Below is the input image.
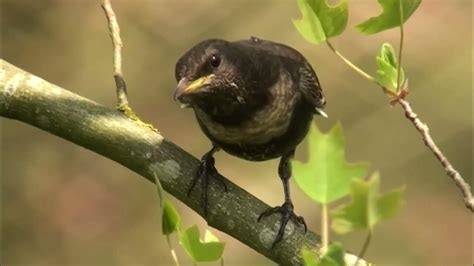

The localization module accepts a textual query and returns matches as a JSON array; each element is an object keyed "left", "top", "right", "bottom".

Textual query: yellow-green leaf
[
  {"left": 302, "top": 247, "right": 318, "bottom": 266},
  {"left": 293, "top": 0, "right": 348, "bottom": 44},
  {"left": 331, "top": 172, "right": 405, "bottom": 234},
  {"left": 179, "top": 225, "right": 225, "bottom": 262},
  {"left": 375, "top": 43, "right": 404, "bottom": 93},
  {"left": 302, "top": 243, "right": 346, "bottom": 266},
  {"left": 162, "top": 200, "right": 181, "bottom": 235},
  {"left": 293, "top": 123, "right": 369, "bottom": 204},
  {"left": 356, "top": 0, "right": 422, "bottom": 35}
]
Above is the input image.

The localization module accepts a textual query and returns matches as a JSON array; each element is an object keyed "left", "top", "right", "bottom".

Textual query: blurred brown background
[{"left": 1, "top": 0, "right": 472, "bottom": 265}]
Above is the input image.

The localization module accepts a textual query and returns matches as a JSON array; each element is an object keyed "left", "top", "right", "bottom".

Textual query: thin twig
[
  {"left": 355, "top": 231, "right": 372, "bottom": 266},
  {"left": 101, "top": 0, "right": 129, "bottom": 109},
  {"left": 397, "top": 99, "right": 474, "bottom": 211},
  {"left": 326, "top": 41, "right": 377, "bottom": 84},
  {"left": 100, "top": 0, "right": 158, "bottom": 132},
  {"left": 396, "top": 0, "right": 404, "bottom": 92}
]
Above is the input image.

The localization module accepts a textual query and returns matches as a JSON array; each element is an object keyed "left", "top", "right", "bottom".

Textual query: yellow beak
[{"left": 174, "top": 75, "right": 214, "bottom": 100}]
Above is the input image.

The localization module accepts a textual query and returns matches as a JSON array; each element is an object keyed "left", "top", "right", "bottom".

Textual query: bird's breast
[{"left": 195, "top": 73, "right": 297, "bottom": 145}]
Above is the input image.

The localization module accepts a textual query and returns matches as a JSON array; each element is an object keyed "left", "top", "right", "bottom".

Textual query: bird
[{"left": 174, "top": 37, "right": 326, "bottom": 247}]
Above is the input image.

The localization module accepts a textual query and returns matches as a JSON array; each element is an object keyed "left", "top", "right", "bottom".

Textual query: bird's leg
[
  {"left": 188, "top": 145, "right": 227, "bottom": 216},
  {"left": 258, "top": 150, "right": 307, "bottom": 248}
]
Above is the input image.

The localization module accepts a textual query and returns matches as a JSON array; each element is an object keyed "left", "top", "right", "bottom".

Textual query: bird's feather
[{"left": 235, "top": 37, "right": 326, "bottom": 114}]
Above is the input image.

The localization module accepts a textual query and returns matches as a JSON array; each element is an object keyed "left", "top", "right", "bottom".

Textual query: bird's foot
[
  {"left": 257, "top": 201, "right": 307, "bottom": 248},
  {"left": 188, "top": 151, "right": 227, "bottom": 216}
]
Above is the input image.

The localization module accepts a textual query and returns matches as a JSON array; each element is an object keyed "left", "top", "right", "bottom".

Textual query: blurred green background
[{"left": 1, "top": 0, "right": 472, "bottom": 265}]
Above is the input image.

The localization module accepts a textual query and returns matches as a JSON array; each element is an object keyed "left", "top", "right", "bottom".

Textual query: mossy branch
[{"left": 0, "top": 59, "right": 367, "bottom": 266}]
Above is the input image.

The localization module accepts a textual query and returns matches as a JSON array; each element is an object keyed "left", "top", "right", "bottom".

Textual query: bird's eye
[{"left": 210, "top": 55, "right": 221, "bottom": 68}]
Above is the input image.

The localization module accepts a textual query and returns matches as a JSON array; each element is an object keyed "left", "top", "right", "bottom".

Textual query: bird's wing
[
  {"left": 298, "top": 63, "right": 326, "bottom": 116},
  {"left": 236, "top": 37, "right": 326, "bottom": 115}
]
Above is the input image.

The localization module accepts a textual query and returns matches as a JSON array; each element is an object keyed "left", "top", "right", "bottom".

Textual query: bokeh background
[{"left": 1, "top": 0, "right": 472, "bottom": 265}]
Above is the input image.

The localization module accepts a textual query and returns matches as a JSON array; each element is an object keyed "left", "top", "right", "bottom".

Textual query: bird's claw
[
  {"left": 188, "top": 151, "right": 227, "bottom": 216},
  {"left": 257, "top": 201, "right": 307, "bottom": 248}
]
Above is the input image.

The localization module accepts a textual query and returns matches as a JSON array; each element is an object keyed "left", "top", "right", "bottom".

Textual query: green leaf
[
  {"left": 293, "top": 0, "right": 348, "bottom": 44},
  {"left": 302, "top": 247, "right": 318, "bottom": 266},
  {"left": 179, "top": 225, "right": 225, "bottom": 262},
  {"left": 356, "top": 0, "right": 422, "bottom": 35},
  {"left": 204, "top": 230, "right": 220, "bottom": 243},
  {"left": 331, "top": 172, "right": 405, "bottom": 234},
  {"left": 293, "top": 123, "right": 369, "bottom": 204},
  {"left": 375, "top": 43, "right": 404, "bottom": 93},
  {"left": 302, "top": 243, "right": 346, "bottom": 266},
  {"left": 162, "top": 200, "right": 181, "bottom": 235},
  {"left": 318, "top": 242, "right": 346, "bottom": 266}
]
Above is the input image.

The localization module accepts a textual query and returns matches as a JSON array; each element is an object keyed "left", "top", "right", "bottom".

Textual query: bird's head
[{"left": 174, "top": 39, "right": 261, "bottom": 116}]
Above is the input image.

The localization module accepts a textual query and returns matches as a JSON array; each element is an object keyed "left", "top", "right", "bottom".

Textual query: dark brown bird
[{"left": 174, "top": 37, "right": 326, "bottom": 247}]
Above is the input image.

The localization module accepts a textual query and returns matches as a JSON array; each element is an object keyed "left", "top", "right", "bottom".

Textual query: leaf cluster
[
  {"left": 154, "top": 174, "right": 225, "bottom": 264},
  {"left": 294, "top": 0, "right": 421, "bottom": 94},
  {"left": 294, "top": 123, "right": 405, "bottom": 265}
]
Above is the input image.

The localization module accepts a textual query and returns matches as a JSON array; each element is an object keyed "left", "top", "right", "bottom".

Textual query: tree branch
[{"left": 0, "top": 59, "right": 366, "bottom": 265}]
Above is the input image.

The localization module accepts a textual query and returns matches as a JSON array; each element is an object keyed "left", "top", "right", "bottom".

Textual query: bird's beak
[
  {"left": 315, "top": 107, "right": 328, "bottom": 118},
  {"left": 174, "top": 75, "right": 214, "bottom": 101}
]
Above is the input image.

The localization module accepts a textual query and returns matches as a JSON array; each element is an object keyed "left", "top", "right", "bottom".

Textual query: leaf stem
[
  {"left": 321, "top": 204, "right": 329, "bottom": 254},
  {"left": 355, "top": 231, "right": 372, "bottom": 265},
  {"left": 396, "top": 0, "right": 405, "bottom": 92},
  {"left": 153, "top": 172, "right": 165, "bottom": 210},
  {"left": 166, "top": 235, "right": 181, "bottom": 266},
  {"left": 325, "top": 40, "right": 377, "bottom": 84},
  {"left": 153, "top": 172, "right": 180, "bottom": 266}
]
